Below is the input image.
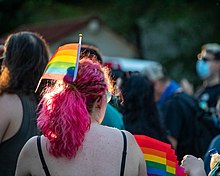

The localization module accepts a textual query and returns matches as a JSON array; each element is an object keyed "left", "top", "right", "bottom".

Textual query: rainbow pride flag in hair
[
  {"left": 42, "top": 34, "right": 82, "bottom": 83},
  {"left": 134, "top": 135, "right": 186, "bottom": 176}
]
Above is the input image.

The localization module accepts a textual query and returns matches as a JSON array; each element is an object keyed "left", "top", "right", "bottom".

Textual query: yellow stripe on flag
[
  {"left": 166, "top": 166, "right": 176, "bottom": 174},
  {"left": 144, "top": 154, "right": 166, "bottom": 165},
  {"left": 49, "top": 55, "right": 77, "bottom": 65},
  {"left": 55, "top": 49, "right": 77, "bottom": 57}
]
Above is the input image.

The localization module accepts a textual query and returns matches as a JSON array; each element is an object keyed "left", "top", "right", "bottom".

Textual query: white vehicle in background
[{"left": 103, "top": 56, "right": 161, "bottom": 73}]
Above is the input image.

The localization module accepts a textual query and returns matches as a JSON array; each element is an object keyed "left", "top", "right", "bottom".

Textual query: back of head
[
  {"left": 38, "top": 57, "right": 113, "bottom": 159},
  {"left": 0, "top": 31, "right": 50, "bottom": 95},
  {"left": 121, "top": 73, "right": 155, "bottom": 115},
  {"left": 121, "top": 74, "right": 157, "bottom": 126},
  {"left": 142, "top": 62, "right": 166, "bottom": 81},
  {"left": 80, "top": 44, "right": 103, "bottom": 64},
  {"left": 121, "top": 73, "right": 168, "bottom": 142}
]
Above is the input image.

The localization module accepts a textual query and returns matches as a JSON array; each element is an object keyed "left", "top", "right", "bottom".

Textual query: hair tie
[{"left": 69, "top": 84, "right": 78, "bottom": 91}]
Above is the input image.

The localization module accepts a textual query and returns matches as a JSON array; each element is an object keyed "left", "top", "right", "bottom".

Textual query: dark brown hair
[{"left": 0, "top": 31, "right": 50, "bottom": 95}]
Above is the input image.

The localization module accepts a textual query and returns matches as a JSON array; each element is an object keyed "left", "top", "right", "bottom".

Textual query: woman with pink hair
[{"left": 15, "top": 57, "right": 146, "bottom": 176}]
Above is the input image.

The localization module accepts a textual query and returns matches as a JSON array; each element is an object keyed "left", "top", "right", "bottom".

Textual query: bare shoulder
[
  {"left": 121, "top": 130, "right": 144, "bottom": 159},
  {"left": 121, "top": 130, "right": 137, "bottom": 143},
  {"left": 101, "top": 127, "right": 136, "bottom": 142},
  {"left": 0, "top": 94, "right": 18, "bottom": 141},
  {"left": 120, "top": 130, "right": 147, "bottom": 175},
  {"left": 0, "top": 93, "right": 11, "bottom": 117},
  {"left": 15, "top": 136, "right": 39, "bottom": 176},
  {"left": 0, "top": 93, "right": 21, "bottom": 116},
  {"left": 20, "top": 136, "right": 38, "bottom": 156},
  {"left": 117, "top": 130, "right": 141, "bottom": 153}
]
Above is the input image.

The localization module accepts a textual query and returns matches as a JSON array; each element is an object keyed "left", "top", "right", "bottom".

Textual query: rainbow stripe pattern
[
  {"left": 134, "top": 135, "right": 186, "bottom": 176},
  {"left": 42, "top": 43, "right": 81, "bottom": 82}
]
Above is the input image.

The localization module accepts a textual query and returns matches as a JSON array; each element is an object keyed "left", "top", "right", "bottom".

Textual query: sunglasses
[
  {"left": 106, "top": 91, "right": 112, "bottom": 103},
  {"left": 199, "top": 57, "right": 214, "bottom": 62}
]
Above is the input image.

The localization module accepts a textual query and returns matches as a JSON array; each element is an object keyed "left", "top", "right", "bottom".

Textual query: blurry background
[{"left": 0, "top": 0, "right": 219, "bottom": 87}]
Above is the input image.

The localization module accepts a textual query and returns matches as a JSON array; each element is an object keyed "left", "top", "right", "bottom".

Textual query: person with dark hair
[
  {"left": 0, "top": 31, "right": 50, "bottom": 176},
  {"left": 120, "top": 72, "right": 169, "bottom": 143},
  {"left": 0, "top": 44, "right": 4, "bottom": 66},
  {"left": 80, "top": 44, "right": 125, "bottom": 130},
  {"left": 80, "top": 44, "right": 103, "bottom": 64},
  {"left": 15, "top": 58, "right": 146, "bottom": 176}
]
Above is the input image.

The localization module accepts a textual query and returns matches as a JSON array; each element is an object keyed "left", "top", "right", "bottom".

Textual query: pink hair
[{"left": 37, "top": 58, "right": 112, "bottom": 159}]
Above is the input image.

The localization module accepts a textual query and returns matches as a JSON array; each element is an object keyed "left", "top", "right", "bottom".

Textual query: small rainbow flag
[
  {"left": 42, "top": 34, "right": 82, "bottom": 83},
  {"left": 134, "top": 135, "right": 186, "bottom": 176}
]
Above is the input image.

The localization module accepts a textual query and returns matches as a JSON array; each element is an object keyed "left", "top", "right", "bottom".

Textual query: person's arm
[
  {"left": 167, "top": 135, "right": 178, "bottom": 149},
  {"left": 15, "top": 136, "right": 37, "bottom": 176},
  {"left": 124, "top": 131, "right": 147, "bottom": 176},
  {"left": 181, "top": 155, "right": 207, "bottom": 176},
  {"left": 138, "top": 155, "right": 148, "bottom": 176},
  {"left": 161, "top": 99, "right": 182, "bottom": 149}
]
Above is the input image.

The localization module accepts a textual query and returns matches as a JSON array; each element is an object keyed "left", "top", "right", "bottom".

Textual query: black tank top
[{"left": 0, "top": 93, "right": 39, "bottom": 176}]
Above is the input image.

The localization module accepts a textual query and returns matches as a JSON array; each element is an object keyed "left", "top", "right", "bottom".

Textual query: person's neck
[
  {"left": 161, "top": 80, "right": 170, "bottom": 92},
  {"left": 91, "top": 119, "right": 100, "bottom": 124},
  {"left": 204, "top": 75, "right": 220, "bottom": 87}
]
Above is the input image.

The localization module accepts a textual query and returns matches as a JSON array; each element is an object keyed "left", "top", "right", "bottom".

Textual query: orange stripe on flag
[
  {"left": 59, "top": 43, "right": 78, "bottom": 50},
  {"left": 167, "top": 160, "right": 176, "bottom": 168},
  {"left": 42, "top": 73, "right": 65, "bottom": 80},
  {"left": 141, "top": 147, "right": 166, "bottom": 158},
  {"left": 55, "top": 49, "right": 77, "bottom": 57}
]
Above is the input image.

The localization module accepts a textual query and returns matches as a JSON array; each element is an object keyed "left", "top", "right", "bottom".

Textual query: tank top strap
[
  {"left": 120, "top": 131, "right": 127, "bottom": 176},
  {"left": 37, "top": 136, "right": 51, "bottom": 176}
]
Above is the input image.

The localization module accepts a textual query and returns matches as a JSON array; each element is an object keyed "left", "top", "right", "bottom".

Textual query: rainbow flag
[
  {"left": 134, "top": 135, "right": 186, "bottom": 176},
  {"left": 42, "top": 35, "right": 82, "bottom": 83}
]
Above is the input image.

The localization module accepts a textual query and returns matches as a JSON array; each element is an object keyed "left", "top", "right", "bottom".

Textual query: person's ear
[{"left": 95, "top": 96, "right": 102, "bottom": 109}]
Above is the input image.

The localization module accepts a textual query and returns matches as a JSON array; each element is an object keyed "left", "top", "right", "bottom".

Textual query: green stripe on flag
[
  {"left": 46, "top": 62, "right": 76, "bottom": 69},
  {"left": 146, "top": 161, "right": 166, "bottom": 170}
]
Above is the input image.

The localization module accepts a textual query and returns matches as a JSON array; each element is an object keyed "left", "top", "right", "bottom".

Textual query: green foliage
[{"left": 0, "top": 0, "right": 219, "bottom": 87}]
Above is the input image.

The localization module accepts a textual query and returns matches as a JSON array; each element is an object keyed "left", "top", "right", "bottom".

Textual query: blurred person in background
[
  {"left": 119, "top": 71, "right": 169, "bottom": 143},
  {"left": 195, "top": 43, "right": 220, "bottom": 118},
  {"left": 203, "top": 97, "right": 220, "bottom": 174},
  {"left": 0, "top": 44, "right": 4, "bottom": 66},
  {"left": 142, "top": 62, "right": 211, "bottom": 162},
  {"left": 15, "top": 58, "right": 146, "bottom": 176},
  {"left": 181, "top": 155, "right": 206, "bottom": 176},
  {"left": 180, "top": 78, "right": 194, "bottom": 95},
  {"left": 80, "top": 44, "right": 125, "bottom": 130},
  {"left": 0, "top": 31, "right": 49, "bottom": 176}
]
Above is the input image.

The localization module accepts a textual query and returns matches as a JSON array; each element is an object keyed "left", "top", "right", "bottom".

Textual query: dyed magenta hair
[{"left": 37, "top": 58, "right": 112, "bottom": 159}]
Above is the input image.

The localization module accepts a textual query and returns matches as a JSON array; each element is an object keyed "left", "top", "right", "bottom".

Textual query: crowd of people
[{"left": 0, "top": 30, "right": 220, "bottom": 176}]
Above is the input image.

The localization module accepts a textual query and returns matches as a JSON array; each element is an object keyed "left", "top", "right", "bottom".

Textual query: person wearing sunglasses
[
  {"left": 195, "top": 43, "right": 220, "bottom": 137},
  {"left": 195, "top": 43, "right": 220, "bottom": 124}
]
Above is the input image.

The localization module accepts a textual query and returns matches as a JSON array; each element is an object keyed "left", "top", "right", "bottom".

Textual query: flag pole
[
  {"left": 79, "top": 33, "right": 83, "bottom": 45},
  {"left": 73, "top": 34, "right": 83, "bottom": 82},
  {"left": 35, "top": 77, "right": 42, "bottom": 93}
]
